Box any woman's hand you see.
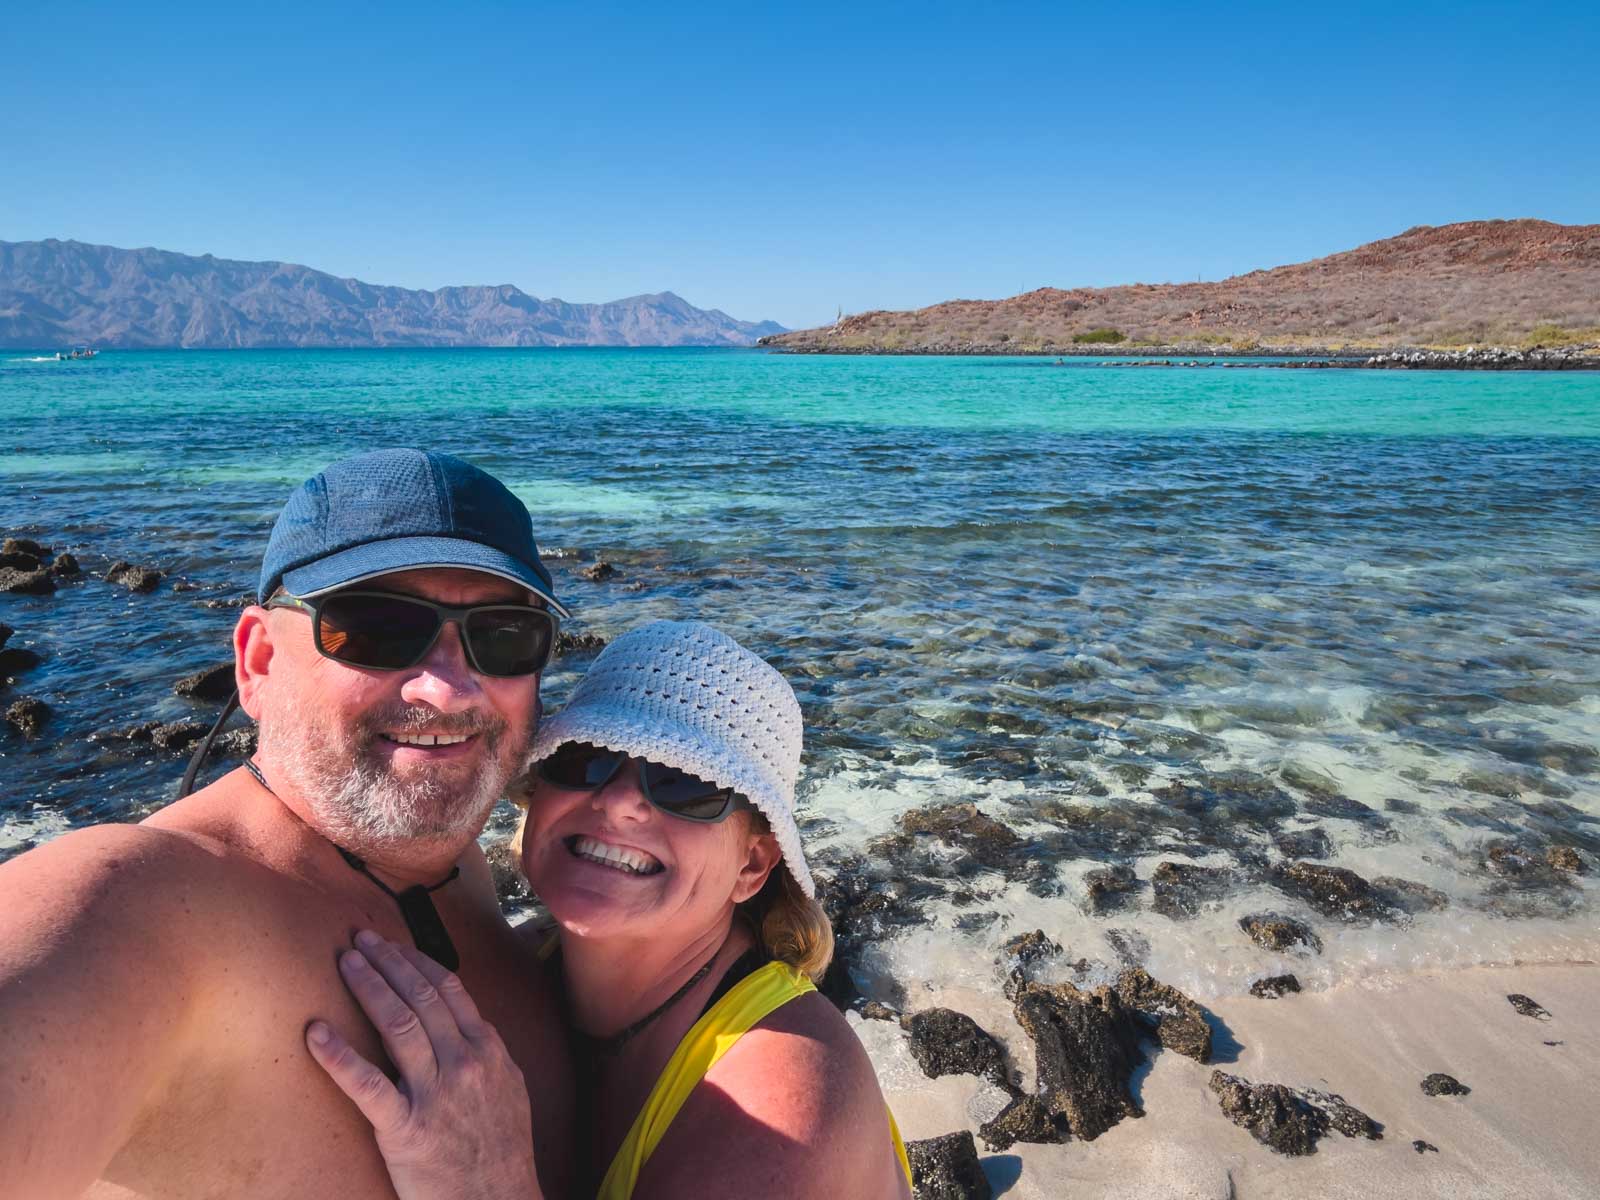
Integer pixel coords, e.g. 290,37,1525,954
306,930,541,1200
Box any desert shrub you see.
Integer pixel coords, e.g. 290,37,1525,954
1522,322,1594,348
1072,328,1126,344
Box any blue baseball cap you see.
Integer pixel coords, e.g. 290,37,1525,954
258,449,569,617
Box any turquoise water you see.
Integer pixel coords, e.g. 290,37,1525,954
3,348,1598,995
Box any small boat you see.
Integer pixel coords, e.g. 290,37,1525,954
56,346,98,360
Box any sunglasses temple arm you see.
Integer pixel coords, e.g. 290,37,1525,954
178,689,242,799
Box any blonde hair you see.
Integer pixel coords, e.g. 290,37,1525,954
742,809,834,981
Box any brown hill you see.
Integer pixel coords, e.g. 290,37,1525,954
763,220,1600,354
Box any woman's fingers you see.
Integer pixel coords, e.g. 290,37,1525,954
391,942,492,1043
338,942,441,1084
305,1020,411,1134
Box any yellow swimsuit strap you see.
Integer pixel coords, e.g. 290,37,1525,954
596,959,912,1199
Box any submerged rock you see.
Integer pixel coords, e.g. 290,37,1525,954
576,561,618,582
1239,912,1323,954
1013,980,1143,1140
1274,827,1334,859
1546,845,1585,874
904,1131,992,1200
1084,864,1141,914
1208,1070,1381,1155
50,552,81,577
1272,861,1394,920
0,567,56,595
1116,967,1212,1062
174,662,236,702
105,561,163,593
5,696,51,736
1421,1073,1470,1097
1370,876,1450,915
1151,860,1234,919
94,718,210,752
1001,928,1061,967
906,1008,1014,1092
0,646,44,676
1507,993,1551,1020
978,1094,1067,1151
1251,974,1302,999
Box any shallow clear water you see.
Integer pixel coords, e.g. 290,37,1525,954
3,348,1598,997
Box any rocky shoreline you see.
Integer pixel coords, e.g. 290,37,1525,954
757,340,1600,369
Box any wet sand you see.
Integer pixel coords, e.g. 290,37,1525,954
868,961,1599,1198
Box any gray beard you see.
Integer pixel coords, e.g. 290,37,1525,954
260,699,521,852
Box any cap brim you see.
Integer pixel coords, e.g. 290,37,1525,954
277,535,570,618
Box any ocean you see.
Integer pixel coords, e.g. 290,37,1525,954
3,348,1598,1001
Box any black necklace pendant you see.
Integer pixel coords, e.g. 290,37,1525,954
240,760,462,970
396,886,461,971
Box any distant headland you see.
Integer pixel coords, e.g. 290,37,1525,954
761,220,1600,362
0,239,786,349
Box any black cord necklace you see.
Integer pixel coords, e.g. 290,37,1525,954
569,953,719,1057
243,760,462,971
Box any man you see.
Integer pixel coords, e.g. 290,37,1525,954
0,449,573,1199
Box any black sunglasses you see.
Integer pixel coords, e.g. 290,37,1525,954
266,590,557,678
535,741,746,823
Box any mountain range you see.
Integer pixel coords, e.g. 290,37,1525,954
762,219,1600,353
0,239,785,348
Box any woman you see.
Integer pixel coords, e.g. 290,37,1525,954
307,620,913,1199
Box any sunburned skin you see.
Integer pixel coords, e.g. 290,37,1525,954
0,567,574,1200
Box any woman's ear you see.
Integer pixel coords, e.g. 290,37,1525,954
730,830,782,904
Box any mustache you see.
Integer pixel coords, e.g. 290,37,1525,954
357,705,505,740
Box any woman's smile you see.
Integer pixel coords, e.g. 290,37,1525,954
565,835,664,877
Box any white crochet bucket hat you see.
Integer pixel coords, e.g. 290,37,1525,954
529,620,814,897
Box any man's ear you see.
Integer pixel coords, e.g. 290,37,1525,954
235,606,275,721
730,830,782,904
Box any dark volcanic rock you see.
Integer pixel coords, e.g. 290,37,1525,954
200,593,255,609
2,537,49,557
900,802,1021,854
1421,1073,1470,1097
0,550,43,571
1507,993,1551,1020
978,1094,1067,1151
1413,1139,1439,1154
5,696,51,735
94,719,210,752
0,567,56,595
903,1131,992,1200
174,661,237,702
0,646,44,676
1002,928,1061,967
0,622,10,650
1239,912,1324,954
1272,861,1394,920
50,552,81,577
1209,1072,1324,1155
483,838,530,905
1209,1072,1381,1155
906,1008,1013,1092
1151,861,1233,919
1084,864,1141,913
1116,967,1212,1062
212,727,258,757
554,630,607,654
576,561,618,582
857,1000,900,1022
1251,974,1302,999
105,561,163,593
1013,981,1143,1140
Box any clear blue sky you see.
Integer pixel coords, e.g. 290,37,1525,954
4,1,1595,330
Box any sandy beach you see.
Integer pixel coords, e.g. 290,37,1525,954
867,961,1598,1198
